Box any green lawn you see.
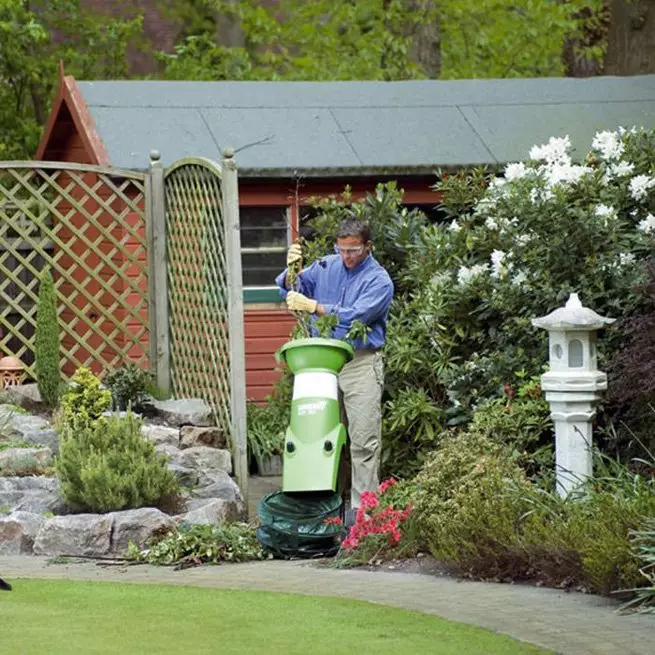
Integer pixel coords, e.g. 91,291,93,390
0,579,550,654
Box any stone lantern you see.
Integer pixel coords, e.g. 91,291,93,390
532,293,615,497
0,355,25,388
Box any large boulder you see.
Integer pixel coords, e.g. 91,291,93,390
32,508,176,558
179,426,227,450
179,446,232,474
0,511,45,555
5,384,45,413
0,476,65,514
178,498,244,526
0,447,53,475
0,405,50,438
33,514,113,557
150,399,213,427
109,508,174,556
141,424,180,448
18,429,59,455
192,469,244,505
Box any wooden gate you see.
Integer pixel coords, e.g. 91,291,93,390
164,151,247,494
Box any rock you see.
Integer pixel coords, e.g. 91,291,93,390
150,399,213,427
19,429,59,455
141,424,179,448
5,384,44,413
167,463,199,487
109,508,174,556
154,442,181,461
192,469,244,505
178,498,243,526
179,426,226,450
179,446,232,474
0,511,45,555
33,514,113,557
0,447,53,475
0,476,65,514
0,407,50,441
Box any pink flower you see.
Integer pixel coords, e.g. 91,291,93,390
377,478,396,494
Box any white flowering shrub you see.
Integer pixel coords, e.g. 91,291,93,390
392,127,655,415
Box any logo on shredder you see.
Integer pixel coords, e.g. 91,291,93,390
297,401,327,416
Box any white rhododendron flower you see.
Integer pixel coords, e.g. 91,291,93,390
490,249,510,279
629,175,655,201
511,271,528,286
637,214,655,234
619,253,636,266
448,219,461,232
610,161,635,177
457,264,488,285
592,130,625,160
485,217,498,230
544,162,592,188
504,162,529,181
529,136,571,164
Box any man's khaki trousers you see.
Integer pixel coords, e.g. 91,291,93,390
338,350,384,509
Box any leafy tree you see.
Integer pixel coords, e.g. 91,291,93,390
159,0,605,82
0,0,142,159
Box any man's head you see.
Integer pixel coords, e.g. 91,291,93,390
335,218,372,269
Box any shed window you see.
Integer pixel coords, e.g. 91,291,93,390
240,206,289,288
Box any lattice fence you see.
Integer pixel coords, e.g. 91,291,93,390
0,162,150,380
165,160,232,434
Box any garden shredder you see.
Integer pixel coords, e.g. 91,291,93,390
256,336,353,558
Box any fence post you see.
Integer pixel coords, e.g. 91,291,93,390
221,147,248,504
146,150,171,396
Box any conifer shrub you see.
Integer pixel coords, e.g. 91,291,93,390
55,368,180,513
56,410,180,513
57,367,112,430
34,267,61,408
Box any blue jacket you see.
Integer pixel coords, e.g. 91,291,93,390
275,254,394,350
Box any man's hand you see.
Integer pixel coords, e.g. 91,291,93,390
286,243,302,267
286,291,317,314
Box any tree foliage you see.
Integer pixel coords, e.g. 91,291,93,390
0,0,142,159
159,0,605,81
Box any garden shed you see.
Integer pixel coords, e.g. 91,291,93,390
35,73,655,401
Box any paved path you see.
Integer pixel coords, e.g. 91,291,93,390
1,555,653,654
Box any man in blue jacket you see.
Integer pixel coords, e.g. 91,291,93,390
275,218,394,525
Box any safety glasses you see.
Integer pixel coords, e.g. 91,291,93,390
334,244,365,255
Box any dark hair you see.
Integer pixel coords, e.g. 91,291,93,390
337,218,371,243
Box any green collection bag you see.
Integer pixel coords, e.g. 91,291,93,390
256,490,345,559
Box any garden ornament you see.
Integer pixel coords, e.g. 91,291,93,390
532,292,615,497
0,355,24,388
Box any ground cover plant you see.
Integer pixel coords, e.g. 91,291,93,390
0,579,550,655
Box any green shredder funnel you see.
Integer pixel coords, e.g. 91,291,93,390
276,337,354,492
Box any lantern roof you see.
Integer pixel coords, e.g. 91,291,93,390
532,293,616,331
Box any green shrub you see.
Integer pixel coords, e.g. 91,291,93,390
103,362,150,410
126,522,268,566
57,367,112,431
412,426,655,595
34,267,61,408
56,411,180,513
413,427,532,578
620,516,655,613
247,372,292,463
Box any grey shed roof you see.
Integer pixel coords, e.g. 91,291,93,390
76,75,655,177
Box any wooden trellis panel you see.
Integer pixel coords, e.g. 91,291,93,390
164,154,247,495
0,162,150,379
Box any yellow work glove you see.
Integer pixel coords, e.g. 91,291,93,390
286,243,303,267
286,291,317,314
